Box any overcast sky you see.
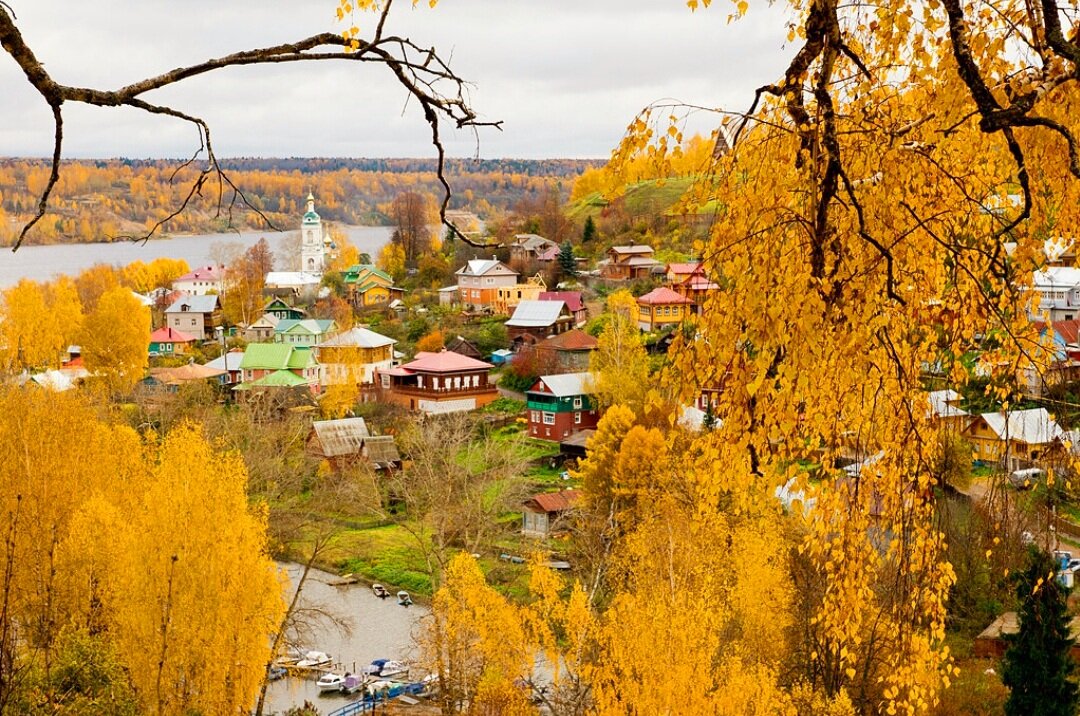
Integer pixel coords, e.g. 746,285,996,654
0,1,795,159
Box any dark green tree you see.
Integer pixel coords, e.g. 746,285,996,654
1002,547,1079,716
582,215,597,243
558,240,576,277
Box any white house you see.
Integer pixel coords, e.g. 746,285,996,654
172,265,225,295
1031,267,1080,321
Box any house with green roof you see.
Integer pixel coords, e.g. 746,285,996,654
343,264,404,308
272,319,337,346
237,343,322,393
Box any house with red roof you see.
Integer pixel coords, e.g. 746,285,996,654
149,326,198,357
637,287,694,331
534,329,598,372
601,244,663,280
666,262,720,311
378,350,498,413
522,489,581,537
171,265,226,295
539,291,588,326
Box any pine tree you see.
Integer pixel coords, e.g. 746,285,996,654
558,240,576,277
1002,548,1079,716
581,215,597,243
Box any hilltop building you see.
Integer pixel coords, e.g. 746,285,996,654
300,192,332,274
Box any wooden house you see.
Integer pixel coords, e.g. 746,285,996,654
236,343,322,394
927,389,970,432
962,407,1065,470
314,326,397,386
273,318,337,346
205,349,245,386
378,350,498,413
600,245,662,280
149,326,198,356
264,297,306,321
445,335,484,361
243,313,279,343
455,259,519,309
526,372,600,441
636,287,693,331
522,489,581,538
307,418,402,471
506,300,574,346
538,291,587,326
509,234,559,265
494,273,546,315
343,264,404,309
165,294,222,341
533,329,598,373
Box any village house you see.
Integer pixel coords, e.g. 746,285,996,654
927,389,970,432
273,318,337,346
143,363,227,393
534,329,599,373
236,343,322,394
636,286,694,331
445,335,484,361
975,611,1080,659
526,372,600,441
538,291,587,326
438,286,460,306
509,234,559,265
494,273,546,315
455,258,519,309
172,265,225,295
666,262,702,284
600,244,662,280
314,326,397,386
306,417,402,472
1020,320,1080,397
961,407,1065,471
522,489,581,538
149,326,198,357
506,300,574,347
264,297,305,321
378,350,498,413
205,349,245,386
667,262,720,311
243,313,279,343
1031,266,1080,321
343,264,404,308
165,294,222,341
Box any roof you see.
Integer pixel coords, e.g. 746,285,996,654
979,408,1064,445
538,329,598,352
165,294,219,314
536,246,560,262
400,350,492,373
29,369,86,392
667,262,703,275
512,234,557,251
149,363,226,384
364,435,401,468
1033,266,1080,289
276,319,335,336
455,259,518,277
531,372,593,398
249,314,281,329
310,418,370,457
637,287,694,305
265,271,322,287
240,343,297,370
205,350,245,372
928,389,969,419
264,297,305,314
1035,319,1080,346
317,326,396,349
247,369,311,388
526,490,581,514
344,264,393,285
445,335,483,359
609,245,654,256
150,326,198,343
539,291,584,313
175,265,224,283
626,256,663,267
506,300,568,328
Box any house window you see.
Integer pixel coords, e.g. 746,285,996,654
432,377,440,389
417,376,424,388
573,397,583,409
472,290,480,299
453,376,461,389
381,374,390,388
531,411,540,423
472,375,480,387
575,411,582,424
190,319,197,326
543,412,555,425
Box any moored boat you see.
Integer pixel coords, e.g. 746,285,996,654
295,650,332,668
317,672,345,692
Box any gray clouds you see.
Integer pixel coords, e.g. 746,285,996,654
0,1,795,159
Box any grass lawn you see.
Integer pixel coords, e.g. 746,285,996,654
328,523,435,596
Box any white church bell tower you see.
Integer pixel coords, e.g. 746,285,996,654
301,192,325,274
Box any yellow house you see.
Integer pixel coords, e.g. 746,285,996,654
314,326,398,385
494,273,547,315
636,286,694,331
344,264,403,308
962,407,1064,470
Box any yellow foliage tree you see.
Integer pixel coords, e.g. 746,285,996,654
417,328,446,353
81,286,151,394
588,290,650,413
377,242,407,283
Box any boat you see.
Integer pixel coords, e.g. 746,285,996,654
317,673,346,692
340,673,364,695
365,679,395,697
373,584,390,599
397,590,413,607
362,659,410,679
295,650,332,668
267,665,287,681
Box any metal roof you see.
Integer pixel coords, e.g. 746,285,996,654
980,408,1064,445
506,300,567,328
311,418,370,457
317,327,396,349
532,372,593,397
165,294,219,314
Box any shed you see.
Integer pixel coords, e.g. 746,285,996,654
522,489,581,537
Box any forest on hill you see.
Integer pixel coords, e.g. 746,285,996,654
0,157,599,246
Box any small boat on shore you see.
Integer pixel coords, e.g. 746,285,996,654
340,673,364,695
397,591,412,607
363,659,409,679
295,650,332,668
267,665,287,681
373,584,390,599
317,673,346,692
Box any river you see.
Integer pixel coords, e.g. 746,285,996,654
264,562,428,715
0,226,395,288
